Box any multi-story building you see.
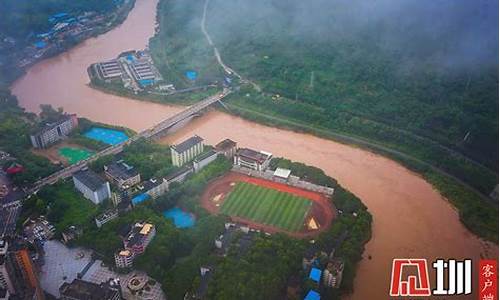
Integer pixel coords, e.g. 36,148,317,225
104,160,141,190
0,240,7,256
142,178,169,199
30,114,78,148
193,150,218,173
0,261,12,295
165,165,193,185
0,240,14,295
215,139,237,159
115,222,156,268
3,244,45,300
234,148,272,171
129,58,156,87
323,259,344,288
114,249,134,269
73,169,111,204
123,222,155,255
59,278,122,300
95,209,119,228
0,288,9,300
171,135,204,167
97,59,123,80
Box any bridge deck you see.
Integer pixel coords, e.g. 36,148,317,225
30,89,231,193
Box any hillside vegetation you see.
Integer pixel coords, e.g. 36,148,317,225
149,0,498,241
150,0,498,196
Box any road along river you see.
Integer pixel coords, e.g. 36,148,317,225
11,0,497,299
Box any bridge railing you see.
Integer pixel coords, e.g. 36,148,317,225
30,89,231,193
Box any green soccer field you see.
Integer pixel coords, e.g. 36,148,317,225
220,182,312,232
58,147,94,165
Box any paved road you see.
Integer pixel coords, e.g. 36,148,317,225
201,0,261,91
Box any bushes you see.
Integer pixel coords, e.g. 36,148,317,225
0,90,60,186
26,181,99,233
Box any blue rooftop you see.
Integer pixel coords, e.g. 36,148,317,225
309,268,321,283
138,79,154,87
52,12,68,18
304,290,320,300
132,193,150,205
185,70,197,81
34,41,47,49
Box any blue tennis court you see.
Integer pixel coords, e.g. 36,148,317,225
83,127,128,145
163,207,195,228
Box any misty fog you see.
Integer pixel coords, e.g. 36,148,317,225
198,0,499,72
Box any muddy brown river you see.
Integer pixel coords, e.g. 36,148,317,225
11,0,497,299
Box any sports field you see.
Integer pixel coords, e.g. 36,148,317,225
83,127,129,145
58,147,94,164
220,182,312,232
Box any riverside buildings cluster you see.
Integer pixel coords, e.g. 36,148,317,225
90,49,163,92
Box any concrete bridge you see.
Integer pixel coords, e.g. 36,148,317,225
29,88,231,193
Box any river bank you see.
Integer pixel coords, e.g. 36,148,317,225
10,0,498,299
87,80,498,242
0,0,136,88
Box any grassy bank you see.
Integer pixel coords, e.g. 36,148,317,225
147,0,498,227
87,73,498,242
89,80,219,106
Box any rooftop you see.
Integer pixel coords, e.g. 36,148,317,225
237,148,272,164
140,223,153,235
105,160,139,181
194,150,218,162
165,165,193,181
126,222,155,248
59,279,119,300
142,177,165,191
32,114,76,136
309,267,322,283
274,168,291,179
171,135,204,153
95,209,118,222
118,249,132,257
215,138,237,151
304,290,321,300
73,169,107,192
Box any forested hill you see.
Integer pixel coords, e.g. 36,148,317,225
213,0,498,168
150,0,498,194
